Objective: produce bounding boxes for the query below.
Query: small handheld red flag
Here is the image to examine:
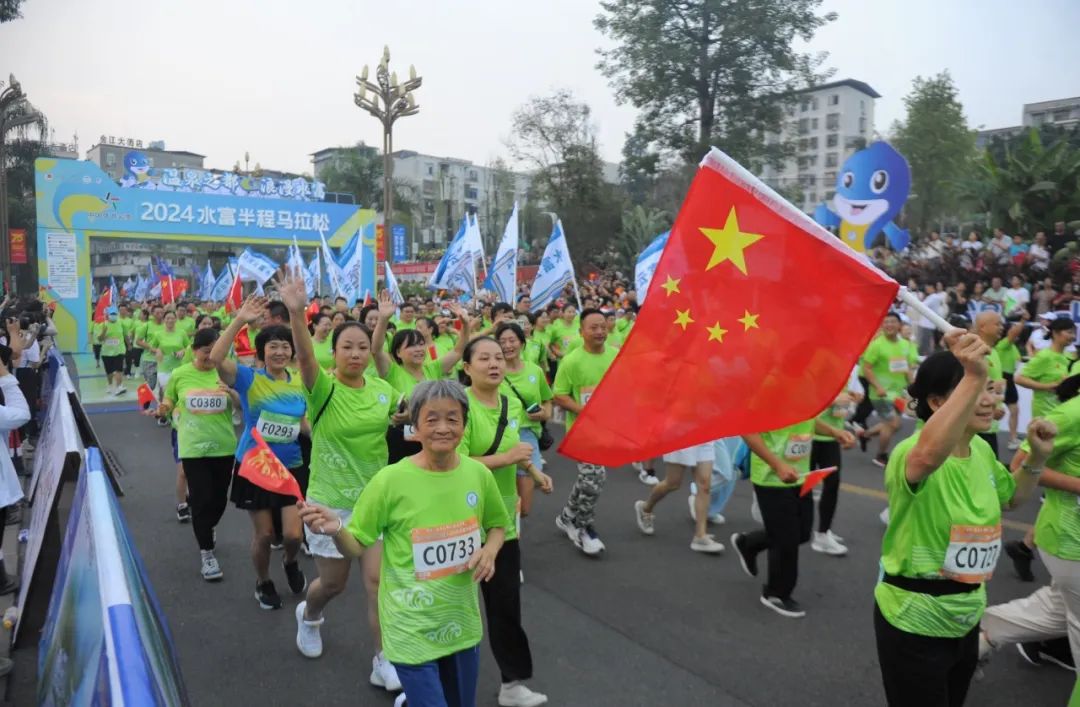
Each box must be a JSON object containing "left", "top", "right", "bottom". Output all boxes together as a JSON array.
[
  {"left": 559, "top": 149, "right": 899, "bottom": 466},
  {"left": 799, "top": 467, "right": 838, "bottom": 498},
  {"left": 305, "top": 300, "right": 320, "bottom": 323},
  {"left": 136, "top": 383, "right": 157, "bottom": 409},
  {"left": 225, "top": 270, "right": 243, "bottom": 313},
  {"left": 92, "top": 285, "right": 112, "bottom": 324},
  {"left": 238, "top": 427, "right": 304, "bottom": 501}
]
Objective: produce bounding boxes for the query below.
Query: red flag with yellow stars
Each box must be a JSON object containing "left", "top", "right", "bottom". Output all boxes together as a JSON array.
[
  {"left": 559, "top": 149, "right": 899, "bottom": 466},
  {"left": 238, "top": 427, "right": 304, "bottom": 501}
]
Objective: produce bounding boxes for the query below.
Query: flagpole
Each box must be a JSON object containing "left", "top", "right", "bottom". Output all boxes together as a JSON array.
[
  {"left": 897, "top": 286, "right": 957, "bottom": 334},
  {"left": 316, "top": 247, "right": 322, "bottom": 298},
  {"left": 557, "top": 219, "right": 583, "bottom": 310}
]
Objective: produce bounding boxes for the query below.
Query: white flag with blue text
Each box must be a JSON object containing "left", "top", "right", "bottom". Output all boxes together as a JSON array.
[
  {"left": 634, "top": 231, "right": 670, "bottom": 305},
  {"left": 529, "top": 220, "right": 576, "bottom": 313},
  {"left": 481, "top": 203, "right": 518, "bottom": 302},
  {"left": 429, "top": 217, "right": 469, "bottom": 290},
  {"left": 199, "top": 261, "right": 216, "bottom": 300},
  {"left": 237, "top": 248, "right": 278, "bottom": 285},
  {"left": 336, "top": 231, "right": 364, "bottom": 304},
  {"left": 306, "top": 250, "right": 321, "bottom": 298},
  {"left": 209, "top": 262, "right": 234, "bottom": 301},
  {"left": 384, "top": 261, "right": 405, "bottom": 305},
  {"left": 320, "top": 231, "right": 343, "bottom": 297}
]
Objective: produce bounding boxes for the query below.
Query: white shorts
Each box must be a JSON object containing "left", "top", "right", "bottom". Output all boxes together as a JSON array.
[
  {"left": 662, "top": 442, "right": 714, "bottom": 467},
  {"left": 304, "top": 508, "right": 352, "bottom": 559}
]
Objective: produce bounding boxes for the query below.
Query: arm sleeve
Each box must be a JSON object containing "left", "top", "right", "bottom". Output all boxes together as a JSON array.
[
  {"left": 0, "top": 375, "right": 30, "bottom": 431},
  {"left": 347, "top": 469, "right": 387, "bottom": 547},
  {"left": 164, "top": 369, "right": 180, "bottom": 404},
  {"left": 480, "top": 469, "right": 509, "bottom": 531},
  {"left": 537, "top": 367, "right": 553, "bottom": 400},
  {"left": 233, "top": 364, "right": 255, "bottom": 396},
  {"left": 552, "top": 357, "right": 572, "bottom": 396},
  {"left": 995, "top": 460, "right": 1018, "bottom": 506}
]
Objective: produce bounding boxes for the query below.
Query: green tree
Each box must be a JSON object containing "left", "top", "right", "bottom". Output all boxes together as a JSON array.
[
  {"left": 614, "top": 204, "right": 671, "bottom": 272},
  {"left": 482, "top": 157, "right": 517, "bottom": 254},
  {"left": 595, "top": 0, "right": 835, "bottom": 169},
  {"left": 318, "top": 144, "right": 382, "bottom": 206},
  {"left": 0, "top": 0, "right": 27, "bottom": 22},
  {"left": 892, "top": 72, "right": 977, "bottom": 230}
]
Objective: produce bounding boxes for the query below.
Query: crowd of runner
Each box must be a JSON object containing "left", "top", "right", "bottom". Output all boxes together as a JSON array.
[{"left": 7, "top": 244, "right": 1080, "bottom": 704}]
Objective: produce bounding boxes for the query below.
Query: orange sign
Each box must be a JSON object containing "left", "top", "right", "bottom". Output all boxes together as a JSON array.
[
  {"left": 376, "top": 224, "right": 386, "bottom": 263},
  {"left": 9, "top": 229, "right": 27, "bottom": 264}
]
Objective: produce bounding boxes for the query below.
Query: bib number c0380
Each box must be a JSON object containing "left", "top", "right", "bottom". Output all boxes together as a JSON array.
[
  {"left": 186, "top": 389, "right": 228, "bottom": 414},
  {"left": 256, "top": 412, "right": 301, "bottom": 444},
  {"left": 941, "top": 524, "right": 1001, "bottom": 584},
  {"left": 411, "top": 518, "right": 481, "bottom": 581}
]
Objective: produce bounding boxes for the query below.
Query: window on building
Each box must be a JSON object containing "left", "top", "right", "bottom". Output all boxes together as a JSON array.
[
  {"left": 825, "top": 190, "right": 835, "bottom": 201},
  {"left": 807, "top": 192, "right": 817, "bottom": 205},
  {"left": 826, "top": 133, "right": 838, "bottom": 148},
  {"left": 811, "top": 118, "right": 819, "bottom": 130},
  {"left": 825, "top": 152, "right": 838, "bottom": 168},
  {"left": 1053, "top": 109, "right": 1071, "bottom": 123},
  {"left": 808, "top": 136, "right": 818, "bottom": 150},
  {"left": 860, "top": 99, "right": 865, "bottom": 116},
  {"left": 825, "top": 171, "right": 836, "bottom": 183},
  {"left": 798, "top": 118, "right": 809, "bottom": 134},
  {"left": 105, "top": 153, "right": 116, "bottom": 167},
  {"left": 811, "top": 97, "right": 819, "bottom": 111},
  {"left": 797, "top": 156, "right": 808, "bottom": 169},
  {"left": 799, "top": 138, "right": 808, "bottom": 151},
  {"left": 465, "top": 186, "right": 478, "bottom": 200},
  {"left": 801, "top": 100, "right": 810, "bottom": 113},
  {"left": 826, "top": 113, "right": 840, "bottom": 131},
  {"left": 468, "top": 170, "right": 478, "bottom": 181},
  {"left": 426, "top": 163, "right": 434, "bottom": 176},
  {"left": 829, "top": 94, "right": 839, "bottom": 106}
]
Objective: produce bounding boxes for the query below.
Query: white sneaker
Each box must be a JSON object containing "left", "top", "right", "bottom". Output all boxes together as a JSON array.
[
  {"left": 1007, "top": 439, "right": 1021, "bottom": 451},
  {"left": 115, "top": 385, "right": 127, "bottom": 396},
  {"left": 688, "top": 494, "right": 698, "bottom": 522},
  {"left": 499, "top": 681, "right": 549, "bottom": 707},
  {"left": 394, "top": 694, "right": 408, "bottom": 707},
  {"left": 634, "top": 500, "right": 655, "bottom": 535},
  {"left": 631, "top": 461, "right": 644, "bottom": 472},
  {"left": 708, "top": 512, "right": 726, "bottom": 525},
  {"left": 811, "top": 531, "right": 848, "bottom": 557},
  {"left": 638, "top": 469, "right": 659, "bottom": 486},
  {"left": 826, "top": 529, "right": 844, "bottom": 544},
  {"left": 751, "top": 497, "right": 763, "bottom": 524},
  {"left": 879, "top": 508, "right": 890, "bottom": 527},
  {"left": 200, "top": 551, "right": 223, "bottom": 581},
  {"left": 690, "top": 534, "right": 725, "bottom": 554},
  {"left": 370, "top": 652, "right": 402, "bottom": 691},
  {"left": 578, "top": 526, "right": 605, "bottom": 556},
  {"left": 554, "top": 515, "right": 580, "bottom": 548},
  {"left": 295, "top": 601, "right": 324, "bottom": 658}
]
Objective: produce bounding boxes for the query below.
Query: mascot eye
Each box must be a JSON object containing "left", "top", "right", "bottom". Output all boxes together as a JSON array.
[
  {"left": 870, "top": 170, "right": 889, "bottom": 194},
  {"left": 841, "top": 172, "right": 854, "bottom": 188}
]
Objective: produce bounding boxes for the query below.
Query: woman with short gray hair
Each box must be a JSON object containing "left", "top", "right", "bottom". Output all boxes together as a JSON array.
[{"left": 301, "top": 378, "right": 509, "bottom": 707}]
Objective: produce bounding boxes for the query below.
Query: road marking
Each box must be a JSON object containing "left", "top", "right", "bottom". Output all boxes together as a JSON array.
[{"left": 841, "top": 481, "right": 1033, "bottom": 533}]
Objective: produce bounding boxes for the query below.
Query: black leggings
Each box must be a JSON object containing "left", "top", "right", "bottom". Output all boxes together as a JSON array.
[
  {"left": 810, "top": 439, "right": 842, "bottom": 533},
  {"left": 479, "top": 539, "right": 533, "bottom": 683},
  {"left": 126, "top": 348, "right": 143, "bottom": 376},
  {"left": 182, "top": 456, "right": 234, "bottom": 551},
  {"left": 852, "top": 377, "right": 873, "bottom": 427},
  {"left": 874, "top": 603, "right": 978, "bottom": 707},
  {"left": 743, "top": 485, "right": 813, "bottom": 600}
]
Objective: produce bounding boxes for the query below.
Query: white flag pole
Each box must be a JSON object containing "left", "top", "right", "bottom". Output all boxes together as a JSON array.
[
  {"left": 897, "top": 286, "right": 957, "bottom": 333},
  {"left": 558, "top": 219, "right": 583, "bottom": 310}
]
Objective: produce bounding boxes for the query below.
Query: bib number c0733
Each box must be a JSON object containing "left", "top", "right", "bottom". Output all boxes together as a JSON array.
[
  {"left": 411, "top": 518, "right": 481, "bottom": 581},
  {"left": 941, "top": 524, "right": 1001, "bottom": 584},
  {"left": 256, "top": 412, "right": 301, "bottom": 444}
]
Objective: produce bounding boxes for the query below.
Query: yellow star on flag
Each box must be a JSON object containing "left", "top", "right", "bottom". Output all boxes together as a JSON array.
[
  {"left": 738, "top": 310, "right": 760, "bottom": 331},
  {"left": 700, "top": 206, "right": 765, "bottom": 275},
  {"left": 673, "top": 309, "right": 694, "bottom": 330},
  {"left": 661, "top": 276, "right": 681, "bottom": 296},
  {"left": 706, "top": 322, "right": 727, "bottom": 343}
]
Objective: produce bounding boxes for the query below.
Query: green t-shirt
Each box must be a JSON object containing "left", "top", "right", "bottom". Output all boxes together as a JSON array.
[
  {"left": 814, "top": 397, "right": 852, "bottom": 442},
  {"left": 1022, "top": 348, "right": 1072, "bottom": 419},
  {"left": 1034, "top": 395, "right": 1080, "bottom": 560},
  {"left": 312, "top": 336, "right": 334, "bottom": 370},
  {"left": 306, "top": 368, "right": 395, "bottom": 509},
  {"left": 98, "top": 320, "right": 128, "bottom": 357},
  {"left": 994, "top": 338, "right": 1020, "bottom": 375},
  {"left": 150, "top": 329, "right": 191, "bottom": 373},
  {"left": 393, "top": 318, "right": 417, "bottom": 331},
  {"left": 346, "top": 456, "right": 508, "bottom": 665},
  {"left": 144, "top": 320, "right": 164, "bottom": 347},
  {"left": 433, "top": 334, "right": 456, "bottom": 358},
  {"left": 522, "top": 338, "right": 547, "bottom": 371},
  {"left": 164, "top": 364, "right": 237, "bottom": 458},
  {"left": 458, "top": 389, "right": 523, "bottom": 541},
  {"left": 552, "top": 345, "right": 617, "bottom": 431},
  {"left": 749, "top": 420, "right": 815, "bottom": 487},
  {"left": 875, "top": 432, "right": 1015, "bottom": 638},
  {"left": 176, "top": 316, "right": 196, "bottom": 338},
  {"left": 501, "top": 362, "right": 551, "bottom": 436},
  {"left": 119, "top": 316, "right": 136, "bottom": 341},
  {"left": 860, "top": 335, "right": 918, "bottom": 401},
  {"left": 133, "top": 320, "right": 150, "bottom": 350},
  {"left": 382, "top": 359, "right": 445, "bottom": 399}
]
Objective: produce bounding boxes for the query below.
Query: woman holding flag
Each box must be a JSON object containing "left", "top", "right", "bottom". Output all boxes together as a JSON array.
[
  {"left": 276, "top": 274, "right": 404, "bottom": 693},
  {"left": 210, "top": 296, "right": 309, "bottom": 611}
]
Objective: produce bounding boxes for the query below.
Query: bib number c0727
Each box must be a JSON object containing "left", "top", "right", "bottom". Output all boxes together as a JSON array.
[
  {"left": 256, "top": 412, "right": 301, "bottom": 444},
  {"left": 941, "top": 524, "right": 1001, "bottom": 584},
  {"left": 411, "top": 518, "right": 481, "bottom": 581},
  {"left": 186, "top": 389, "right": 228, "bottom": 415},
  {"left": 784, "top": 434, "right": 812, "bottom": 462}
]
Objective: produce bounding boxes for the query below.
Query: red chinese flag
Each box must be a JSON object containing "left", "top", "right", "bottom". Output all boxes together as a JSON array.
[
  {"left": 136, "top": 383, "right": 157, "bottom": 408},
  {"left": 225, "top": 271, "right": 243, "bottom": 313},
  {"left": 305, "top": 300, "right": 320, "bottom": 323},
  {"left": 799, "top": 467, "right": 837, "bottom": 498},
  {"left": 238, "top": 427, "right": 304, "bottom": 501},
  {"left": 160, "top": 278, "right": 188, "bottom": 305},
  {"left": 559, "top": 149, "right": 899, "bottom": 466},
  {"left": 92, "top": 285, "right": 112, "bottom": 324}
]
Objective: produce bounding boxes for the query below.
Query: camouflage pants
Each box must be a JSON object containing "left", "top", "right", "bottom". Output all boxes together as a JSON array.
[
  {"left": 558, "top": 463, "right": 607, "bottom": 529},
  {"left": 141, "top": 358, "right": 158, "bottom": 393}
]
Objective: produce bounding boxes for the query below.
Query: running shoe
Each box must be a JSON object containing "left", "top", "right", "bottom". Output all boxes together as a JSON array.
[
  {"left": 638, "top": 468, "right": 659, "bottom": 486},
  {"left": 176, "top": 503, "right": 191, "bottom": 523},
  {"left": 811, "top": 531, "right": 848, "bottom": 557},
  {"left": 200, "top": 551, "right": 223, "bottom": 582},
  {"left": 270, "top": 535, "right": 284, "bottom": 551},
  {"left": 370, "top": 652, "right": 402, "bottom": 691},
  {"left": 634, "top": 500, "right": 655, "bottom": 535},
  {"left": 254, "top": 579, "right": 283, "bottom": 610},
  {"left": 156, "top": 417, "right": 169, "bottom": 427},
  {"left": 690, "top": 535, "right": 724, "bottom": 554},
  {"left": 1005, "top": 540, "right": 1036, "bottom": 582},
  {"left": 631, "top": 461, "right": 644, "bottom": 472},
  {"left": 731, "top": 532, "right": 758, "bottom": 577},
  {"left": 688, "top": 494, "right": 725, "bottom": 524},
  {"left": 115, "top": 385, "right": 127, "bottom": 396},
  {"left": 579, "top": 526, "right": 605, "bottom": 556},
  {"left": 498, "top": 681, "right": 549, "bottom": 706},
  {"left": 283, "top": 558, "right": 307, "bottom": 595},
  {"left": 555, "top": 515, "right": 581, "bottom": 548},
  {"left": 394, "top": 694, "right": 408, "bottom": 707},
  {"left": 1017, "top": 638, "right": 1075, "bottom": 671},
  {"left": 760, "top": 594, "right": 806, "bottom": 618},
  {"left": 827, "top": 529, "right": 844, "bottom": 544},
  {"left": 295, "top": 601, "right": 324, "bottom": 658},
  {"left": 873, "top": 453, "right": 889, "bottom": 468},
  {"left": 1007, "top": 439, "right": 1022, "bottom": 451}
]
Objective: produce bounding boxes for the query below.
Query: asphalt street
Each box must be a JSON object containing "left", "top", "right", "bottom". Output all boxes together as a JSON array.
[{"left": 81, "top": 407, "right": 1073, "bottom": 707}]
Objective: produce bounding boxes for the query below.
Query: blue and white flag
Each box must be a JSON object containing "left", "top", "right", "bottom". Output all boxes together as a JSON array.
[
  {"left": 429, "top": 216, "right": 469, "bottom": 290},
  {"left": 634, "top": 231, "right": 670, "bottom": 305},
  {"left": 464, "top": 213, "right": 485, "bottom": 278},
  {"left": 336, "top": 231, "right": 365, "bottom": 304},
  {"left": 286, "top": 238, "right": 313, "bottom": 298},
  {"left": 384, "top": 261, "right": 405, "bottom": 306},
  {"left": 120, "top": 276, "right": 135, "bottom": 298},
  {"left": 529, "top": 220, "right": 577, "bottom": 313},
  {"left": 306, "top": 250, "right": 321, "bottom": 299},
  {"left": 209, "top": 261, "right": 235, "bottom": 301},
  {"left": 319, "top": 230, "right": 342, "bottom": 297},
  {"left": 198, "top": 261, "right": 216, "bottom": 301},
  {"left": 481, "top": 203, "right": 519, "bottom": 303},
  {"left": 132, "top": 274, "right": 148, "bottom": 301},
  {"left": 236, "top": 248, "right": 278, "bottom": 285}
]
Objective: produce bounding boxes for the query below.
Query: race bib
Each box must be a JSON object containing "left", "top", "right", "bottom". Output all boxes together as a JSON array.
[
  {"left": 941, "top": 524, "right": 1001, "bottom": 584},
  {"left": 580, "top": 386, "right": 596, "bottom": 407},
  {"left": 888, "top": 358, "right": 909, "bottom": 373},
  {"left": 784, "top": 434, "right": 812, "bottom": 462},
  {"left": 105, "top": 337, "right": 121, "bottom": 348},
  {"left": 256, "top": 411, "right": 301, "bottom": 444},
  {"left": 186, "top": 389, "right": 228, "bottom": 415},
  {"left": 411, "top": 518, "right": 481, "bottom": 581}
]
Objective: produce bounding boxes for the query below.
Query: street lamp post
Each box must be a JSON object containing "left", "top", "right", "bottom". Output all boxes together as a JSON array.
[
  {"left": 354, "top": 46, "right": 421, "bottom": 245},
  {"left": 0, "top": 74, "right": 45, "bottom": 294}
]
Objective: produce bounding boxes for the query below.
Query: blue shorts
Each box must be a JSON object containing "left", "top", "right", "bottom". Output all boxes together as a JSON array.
[
  {"left": 517, "top": 428, "right": 544, "bottom": 477},
  {"left": 393, "top": 644, "right": 480, "bottom": 707}
]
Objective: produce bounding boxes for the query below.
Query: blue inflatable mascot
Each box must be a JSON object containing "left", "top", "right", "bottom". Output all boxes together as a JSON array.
[
  {"left": 118, "top": 150, "right": 152, "bottom": 188},
  {"left": 813, "top": 141, "right": 911, "bottom": 254}
]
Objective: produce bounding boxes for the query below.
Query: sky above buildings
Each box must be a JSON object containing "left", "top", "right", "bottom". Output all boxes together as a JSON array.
[{"left": 2, "top": 0, "right": 1077, "bottom": 175}]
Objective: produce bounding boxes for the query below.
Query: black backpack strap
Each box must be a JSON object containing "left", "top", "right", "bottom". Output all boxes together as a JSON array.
[
  {"left": 481, "top": 394, "right": 510, "bottom": 457},
  {"left": 311, "top": 381, "right": 336, "bottom": 429},
  {"left": 504, "top": 379, "right": 528, "bottom": 407}
]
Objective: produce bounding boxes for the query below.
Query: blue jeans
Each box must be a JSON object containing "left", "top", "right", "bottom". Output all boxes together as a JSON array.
[
  {"left": 516, "top": 428, "right": 544, "bottom": 477},
  {"left": 393, "top": 645, "right": 480, "bottom": 707},
  {"left": 690, "top": 438, "right": 738, "bottom": 517}
]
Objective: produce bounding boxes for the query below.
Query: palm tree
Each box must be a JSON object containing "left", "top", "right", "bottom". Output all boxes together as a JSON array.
[{"left": 615, "top": 204, "right": 670, "bottom": 272}]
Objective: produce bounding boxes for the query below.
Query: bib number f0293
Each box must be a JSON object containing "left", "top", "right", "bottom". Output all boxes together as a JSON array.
[
  {"left": 941, "top": 524, "right": 1001, "bottom": 584},
  {"left": 411, "top": 518, "right": 481, "bottom": 581},
  {"left": 256, "top": 412, "right": 301, "bottom": 444}
]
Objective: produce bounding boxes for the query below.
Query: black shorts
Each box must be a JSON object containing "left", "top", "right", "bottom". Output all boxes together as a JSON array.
[
  {"left": 230, "top": 461, "right": 309, "bottom": 510},
  {"left": 1003, "top": 372, "right": 1019, "bottom": 405},
  {"left": 102, "top": 354, "right": 125, "bottom": 375}
]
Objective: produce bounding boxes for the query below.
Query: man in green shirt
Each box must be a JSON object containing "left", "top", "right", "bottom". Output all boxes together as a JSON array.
[
  {"left": 996, "top": 316, "right": 1026, "bottom": 451},
  {"left": 175, "top": 306, "right": 197, "bottom": 338},
  {"left": 98, "top": 307, "right": 129, "bottom": 396},
  {"left": 859, "top": 312, "right": 919, "bottom": 467},
  {"left": 1016, "top": 316, "right": 1076, "bottom": 420},
  {"left": 553, "top": 309, "right": 617, "bottom": 556},
  {"left": 118, "top": 304, "right": 137, "bottom": 378}
]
